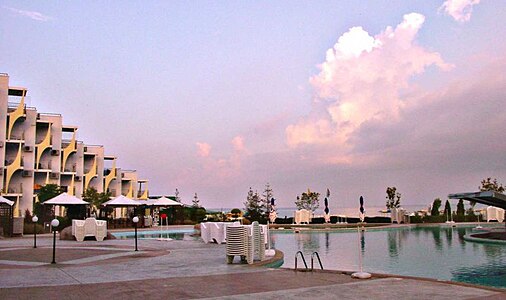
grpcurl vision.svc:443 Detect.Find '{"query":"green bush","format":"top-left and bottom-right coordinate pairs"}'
top-left (23, 223), bottom-right (45, 234)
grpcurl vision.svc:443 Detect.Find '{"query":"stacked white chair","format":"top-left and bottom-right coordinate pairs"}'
top-left (210, 222), bottom-right (227, 244)
top-left (226, 225), bottom-right (252, 264)
top-left (200, 222), bottom-right (211, 244)
top-left (72, 220), bottom-right (86, 242)
top-left (251, 221), bottom-right (265, 261)
top-left (95, 220), bottom-right (107, 241)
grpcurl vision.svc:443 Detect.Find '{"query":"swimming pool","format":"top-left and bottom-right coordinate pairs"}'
top-left (112, 228), bottom-right (197, 240)
top-left (271, 225), bottom-right (506, 289)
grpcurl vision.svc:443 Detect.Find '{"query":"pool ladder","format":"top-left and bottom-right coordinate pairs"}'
top-left (294, 251), bottom-right (324, 271)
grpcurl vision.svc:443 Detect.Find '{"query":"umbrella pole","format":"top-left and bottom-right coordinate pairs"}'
top-left (351, 225), bottom-right (371, 279)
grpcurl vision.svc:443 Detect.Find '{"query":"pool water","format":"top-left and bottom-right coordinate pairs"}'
top-left (271, 225), bottom-right (506, 289)
top-left (112, 229), bottom-right (197, 240)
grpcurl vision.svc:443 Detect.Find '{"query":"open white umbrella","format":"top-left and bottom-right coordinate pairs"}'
top-left (102, 195), bottom-right (140, 207)
top-left (0, 196), bottom-right (14, 206)
top-left (43, 193), bottom-right (89, 205)
top-left (145, 196), bottom-right (182, 207)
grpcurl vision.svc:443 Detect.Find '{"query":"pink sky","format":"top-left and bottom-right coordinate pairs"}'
top-left (1, 0), bottom-right (506, 210)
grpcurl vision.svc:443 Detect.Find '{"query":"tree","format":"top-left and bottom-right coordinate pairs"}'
top-left (34, 184), bottom-right (63, 222)
top-left (444, 200), bottom-right (452, 219)
top-left (431, 198), bottom-right (442, 216)
top-left (295, 188), bottom-right (320, 212)
top-left (82, 187), bottom-right (111, 218)
top-left (244, 187), bottom-right (264, 222)
top-left (479, 177), bottom-right (505, 193)
top-left (261, 183), bottom-right (274, 219)
top-left (456, 199), bottom-right (465, 216)
top-left (385, 187), bottom-right (401, 210)
top-left (192, 192), bottom-right (200, 208)
top-left (175, 188), bottom-right (181, 202)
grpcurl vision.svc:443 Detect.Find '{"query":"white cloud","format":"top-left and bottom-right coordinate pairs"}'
top-left (439, 0), bottom-right (480, 22)
top-left (196, 142), bottom-right (211, 157)
top-left (286, 13), bottom-right (451, 163)
top-left (3, 6), bottom-right (53, 22)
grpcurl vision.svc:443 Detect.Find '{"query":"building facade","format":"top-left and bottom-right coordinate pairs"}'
top-left (0, 74), bottom-right (150, 217)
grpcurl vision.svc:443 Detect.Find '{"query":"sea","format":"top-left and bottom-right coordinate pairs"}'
top-left (207, 205), bottom-right (430, 218)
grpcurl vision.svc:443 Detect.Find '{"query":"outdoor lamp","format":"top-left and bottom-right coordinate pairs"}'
top-left (132, 216), bottom-right (139, 251)
top-left (32, 216), bottom-right (38, 248)
top-left (51, 218), bottom-right (59, 264)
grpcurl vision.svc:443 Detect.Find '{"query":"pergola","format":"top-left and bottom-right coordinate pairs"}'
top-left (448, 191), bottom-right (506, 210)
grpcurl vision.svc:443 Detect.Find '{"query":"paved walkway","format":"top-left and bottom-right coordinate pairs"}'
top-left (0, 229), bottom-right (504, 299)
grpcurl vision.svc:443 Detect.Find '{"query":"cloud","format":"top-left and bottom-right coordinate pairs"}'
top-left (196, 142), bottom-right (211, 157)
top-left (3, 6), bottom-right (54, 22)
top-left (192, 136), bottom-right (249, 186)
top-left (231, 136), bottom-right (245, 152)
top-left (286, 13), bottom-right (451, 164)
top-left (439, 0), bottom-right (480, 22)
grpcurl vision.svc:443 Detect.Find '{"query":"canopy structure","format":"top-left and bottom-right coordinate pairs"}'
top-left (43, 193), bottom-right (90, 206)
top-left (144, 196), bottom-right (183, 207)
top-left (448, 191), bottom-right (506, 210)
top-left (0, 196), bottom-right (14, 206)
top-left (103, 195), bottom-right (140, 207)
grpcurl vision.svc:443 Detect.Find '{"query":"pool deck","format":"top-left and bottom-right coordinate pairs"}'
top-left (0, 226), bottom-right (505, 299)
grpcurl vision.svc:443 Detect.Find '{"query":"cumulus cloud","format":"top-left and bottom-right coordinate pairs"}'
top-left (439, 0), bottom-right (480, 22)
top-left (231, 136), bottom-right (246, 152)
top-left (286, 13), bottom-right (451, 163)
top-left (196, 142), bottom-right (211, 157)
top-left (193, 136), bottom-right (249, 185)
top-left (3, 6), bottom-right (54, 22)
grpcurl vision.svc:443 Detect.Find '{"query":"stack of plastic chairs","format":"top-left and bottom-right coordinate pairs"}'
top-left (226, 225), bottom-right (252, 264)
top-left (200, 222), bottom-right (211, 243)
top-left (251, 221), bottom-right (265, 261)
top-left (72, 220), bottom-right (86, 242)
top-left (210, 222), bottom-right (227, 244)
top-left (95, 220), bottom-right (107, 241)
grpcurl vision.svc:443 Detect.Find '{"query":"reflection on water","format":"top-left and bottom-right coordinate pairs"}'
top-left (113, 232), bottom-right (196, 240)
top-left (272, 225), bottom-right (506, 289)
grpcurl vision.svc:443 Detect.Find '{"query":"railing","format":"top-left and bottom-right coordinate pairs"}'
top-left (294, 251), bottom-right (308, 271)
top-left (295, 251), bottom-right (324, 272)
top-left (311, 251), bottom-right (324, 271)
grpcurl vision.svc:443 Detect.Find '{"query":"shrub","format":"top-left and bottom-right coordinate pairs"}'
top-left (242, 218), bottom-right (251, 225)
top-left (23, 223), bottom-right (45, 234)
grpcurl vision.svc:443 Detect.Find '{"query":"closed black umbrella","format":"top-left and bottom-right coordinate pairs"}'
top-left (359, 196), bottom-right (365, 222)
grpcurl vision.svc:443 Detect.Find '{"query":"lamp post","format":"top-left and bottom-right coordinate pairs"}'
top-left (132, 216), bottom-right (139, 251)
top-left (32, 215), bottom-right (38, 248)
top-left (51, 218), bottom-right (59, 264)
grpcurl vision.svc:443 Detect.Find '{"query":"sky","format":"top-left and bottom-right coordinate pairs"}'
top-left (1, 0), bottom-right (506, 211)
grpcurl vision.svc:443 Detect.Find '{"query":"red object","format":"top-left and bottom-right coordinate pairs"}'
top-left (160, 213), bottom-right (167, 219)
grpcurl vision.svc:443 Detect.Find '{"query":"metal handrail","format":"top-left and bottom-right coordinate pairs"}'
top-left (295, 251), bottom-right (308, 271)
top-left (311, 251), bottom-right (324, 271)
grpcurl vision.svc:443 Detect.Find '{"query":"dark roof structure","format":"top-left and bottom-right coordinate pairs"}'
top-left (448, 191), bottom-right (506, 210)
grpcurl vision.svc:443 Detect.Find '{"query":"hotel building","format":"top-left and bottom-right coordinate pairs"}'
top-left (0, 73), bottom-right (150, 217)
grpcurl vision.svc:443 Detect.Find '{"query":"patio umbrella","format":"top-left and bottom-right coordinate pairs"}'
top-left (43, 193), bottom-right (89, 205)
top-left (145, 196), bottom-right (183, 207)
top-left (359, 196), bottom-right (365, 222)
top-left (0, 196), bottom-right (14, 206)
top-left (102, 195), bottom-right (140, 207)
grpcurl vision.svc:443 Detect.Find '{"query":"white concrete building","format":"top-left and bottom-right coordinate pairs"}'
top-left (0, 74), bottom-right (151, 217)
